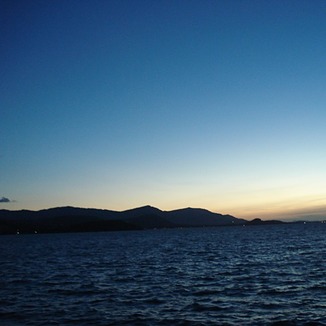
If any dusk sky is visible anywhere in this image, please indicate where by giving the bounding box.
[2,0,326,220]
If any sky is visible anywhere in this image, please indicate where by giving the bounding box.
[1,0,326,220]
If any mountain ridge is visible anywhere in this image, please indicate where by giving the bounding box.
[0,205,248,234]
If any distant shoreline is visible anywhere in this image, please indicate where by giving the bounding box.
[1,205,323,235]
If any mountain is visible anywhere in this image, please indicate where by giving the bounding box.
[246,218,285,225]
[0,205,246,235]
[119,206,176,229]
[165,207,244,226]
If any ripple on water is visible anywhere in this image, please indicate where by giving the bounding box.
[1,225,326,325]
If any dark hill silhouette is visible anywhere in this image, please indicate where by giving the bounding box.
[119,205,163,218]
[118,205,177,228]
[124,214,177,229]
[247,218,285,225]
[38,206,119,219]
[0,205,247,235]
[166,207,245,226]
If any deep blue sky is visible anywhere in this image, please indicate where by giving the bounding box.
[2,0,326,220]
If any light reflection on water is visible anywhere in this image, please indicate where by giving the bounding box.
[1,223,326,325]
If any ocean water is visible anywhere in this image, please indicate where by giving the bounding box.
[1,223,326,325]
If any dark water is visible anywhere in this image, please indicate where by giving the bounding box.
[1,224,326,325]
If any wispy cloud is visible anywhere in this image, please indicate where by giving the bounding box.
[0,197,11,203]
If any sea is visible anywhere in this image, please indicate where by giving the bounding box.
[1,223,326,325]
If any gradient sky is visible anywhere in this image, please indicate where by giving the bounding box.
[1,0,326,220]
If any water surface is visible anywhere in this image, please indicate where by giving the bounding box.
[1,223,326,325]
